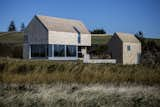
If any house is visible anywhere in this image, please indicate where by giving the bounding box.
[108,32,141,64]
[23,15,91,60]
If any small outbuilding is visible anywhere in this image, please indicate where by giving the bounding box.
[108,32,141,64]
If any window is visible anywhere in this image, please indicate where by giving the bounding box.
[78,33,81,44]
[31,45,48,57]
[73,26,81,44]
[54,45,65,57]
[66,45,76,57]
[127,45,131,51]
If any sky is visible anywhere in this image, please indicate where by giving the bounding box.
[0,0,160,38]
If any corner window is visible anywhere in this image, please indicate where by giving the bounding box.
[66,45,76,57]
[78,33,81,44]
[31,44,48,57]
[127,45,131,51]
[54,45,65,57]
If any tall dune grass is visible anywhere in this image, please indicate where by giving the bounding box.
[0,58,160,85]
[0,84,160,107]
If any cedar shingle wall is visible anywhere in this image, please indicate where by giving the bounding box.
[26,17,48,44]
[108,35,123,63]
[123,43,141,64]
[48,31,91,46]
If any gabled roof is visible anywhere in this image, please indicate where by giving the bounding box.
[114,32,140,43]
[35,15,90,34]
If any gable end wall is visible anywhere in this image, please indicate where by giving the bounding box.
[25,17,48,44]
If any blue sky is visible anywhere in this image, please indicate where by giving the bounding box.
[0,0,160,38]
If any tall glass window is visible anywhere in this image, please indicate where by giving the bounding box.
[66,45,76,57]
[54,45,65,57]
[31,44,48,57]
[73,26,81,44]
[78,33,81,44]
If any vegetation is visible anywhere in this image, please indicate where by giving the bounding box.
[91,34,111,44]
[8,20,16,31]
[0,58,160,85]
[0,32,23,43]
[88,44,110,59]
[20,23,25,32]
[0,43,22,58]
[0,32,23,58]
[0,84,160,107]
[90,29,106,34]
[135,31,160,65]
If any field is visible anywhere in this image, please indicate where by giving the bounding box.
[0,32,23,43]
[0,58,160,85]
[91,34,111,44]
[0,32,23,58]
[0,58,160,107]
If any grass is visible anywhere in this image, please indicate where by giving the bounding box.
[91,34,112,44]
[0,58,160,85]
[145,38,160,46]
[0,32,24,43]
[0,43,22,58]
[0,83,160,107]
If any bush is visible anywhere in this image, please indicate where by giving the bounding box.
[90,29,106,34]
[0,43,22,58]
[138,39,160,65]
[89,44,110,59]
[141,51,155,65]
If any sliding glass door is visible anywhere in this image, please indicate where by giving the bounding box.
[54,45,65,57]
[66,45,76,57]
[30,44,77,59]
[31,44,48,58]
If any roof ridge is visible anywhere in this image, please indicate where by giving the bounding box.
[36,14,82,23]
[114,32,140,43]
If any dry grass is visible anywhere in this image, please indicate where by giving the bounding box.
[0,83,160,107]
[0,32,23,43]
[0,58,160,85]
[0,58,160,106]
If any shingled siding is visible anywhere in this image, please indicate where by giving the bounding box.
[26,17,48,44]
[108,35,123,63]
[48,31,91,46]
[123,42,141,64]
